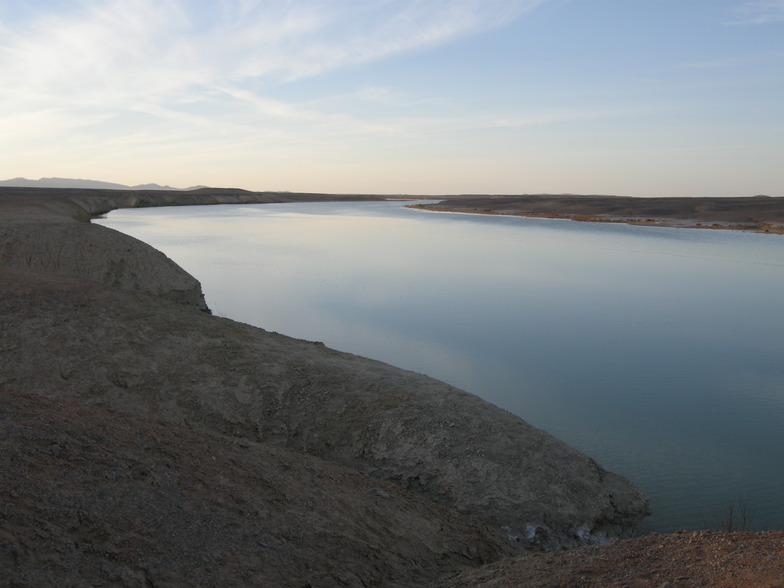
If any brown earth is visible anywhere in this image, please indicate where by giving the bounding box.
[439,530,784,587]
[414,194,784,234]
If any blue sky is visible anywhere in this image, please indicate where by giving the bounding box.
[1,0,782,196]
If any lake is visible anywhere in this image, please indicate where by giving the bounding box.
[96,199,784,534]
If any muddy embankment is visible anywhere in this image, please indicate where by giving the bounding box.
[0,187,653,586]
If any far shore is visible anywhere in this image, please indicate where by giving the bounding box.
[411,194,784,234]
[3,186,782,234]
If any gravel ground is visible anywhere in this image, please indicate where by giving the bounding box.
[438,530,784,587]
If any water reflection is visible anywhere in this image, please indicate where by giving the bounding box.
[97,200,784,534]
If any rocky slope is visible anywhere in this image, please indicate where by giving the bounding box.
[1,388,513,587]
[0,222,209,310]
[0,268,648,552]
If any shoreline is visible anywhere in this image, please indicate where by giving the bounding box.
[412,204,784,234]
[410,194,784,235]
[0,185,386,223]
[4,185,782,234]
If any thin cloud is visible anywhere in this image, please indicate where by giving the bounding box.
[0,1,546,111]
[729,0,784,24]
[676,58,743,70]
[262,0,549,81]
[381,104,661,137]
[0,0,553,177]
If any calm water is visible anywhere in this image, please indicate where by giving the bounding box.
[96,200,784,534]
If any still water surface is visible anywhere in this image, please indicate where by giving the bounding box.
[97,200,784,534]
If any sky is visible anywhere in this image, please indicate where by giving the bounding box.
[0,0,782,196]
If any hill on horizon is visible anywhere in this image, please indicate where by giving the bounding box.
[0,177,205,191]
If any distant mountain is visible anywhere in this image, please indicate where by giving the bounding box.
[0,177,206,191]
